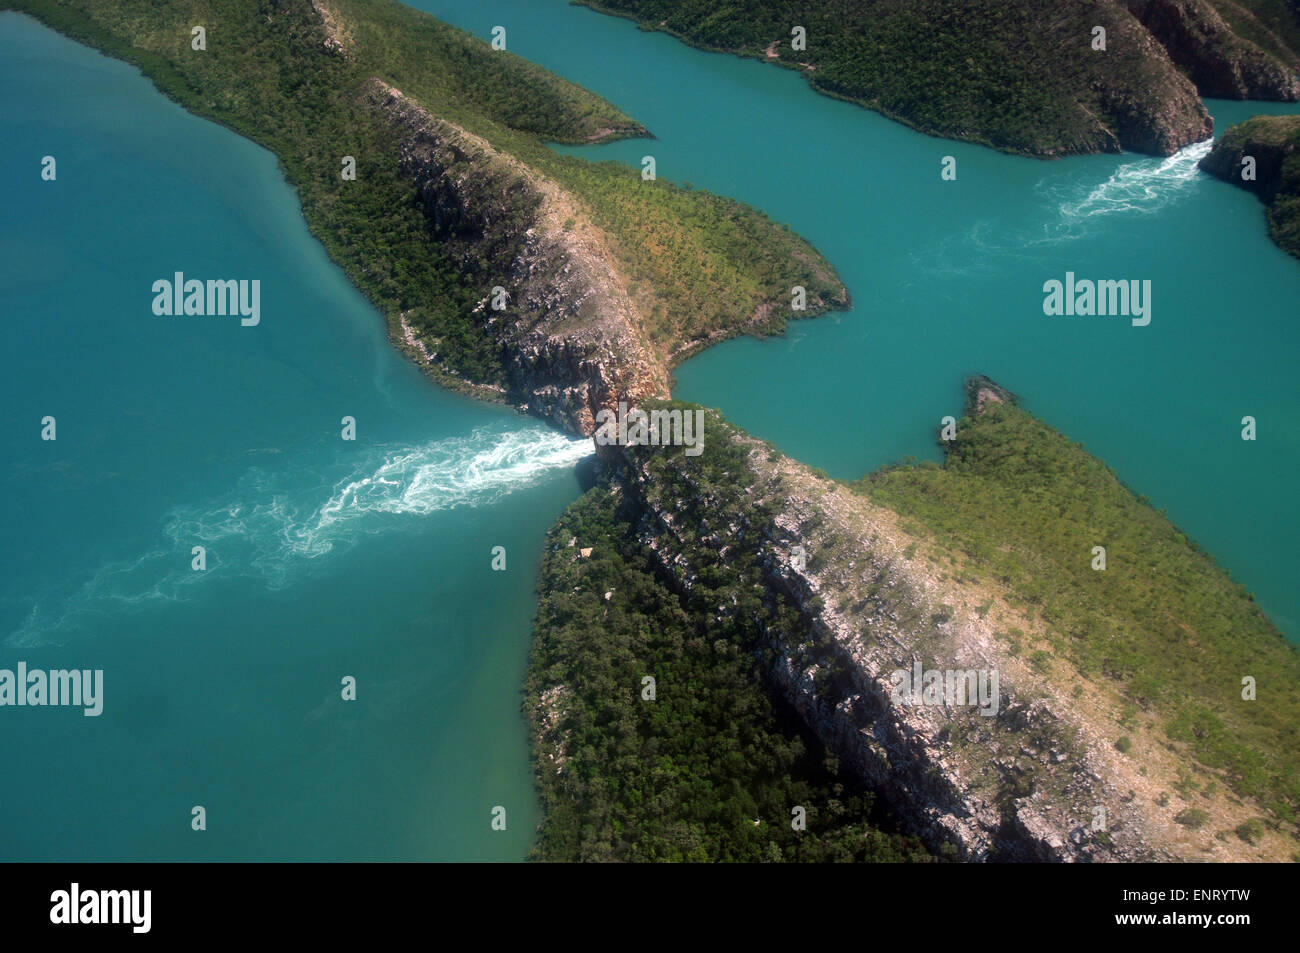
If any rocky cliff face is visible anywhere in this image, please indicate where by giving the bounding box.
[1200,113,1300,256]
[362,79,669,435]
[1125,0,1300,100]
[1088,4,1217,155]
[577,0,1300,156]
[1200,112,1300,198]
[596,395,1215,861]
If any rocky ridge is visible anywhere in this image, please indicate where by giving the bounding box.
[593,385,1288,861]
[362,79,668,434]
[577,0,1300,156]
[1200,112,1300,196]
[1200,112,1300,256]
[1125,0,1300,101]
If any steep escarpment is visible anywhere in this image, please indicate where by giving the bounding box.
[361,75,848,432]
[530,389,1300,861]
[577,0,1300,155]
[10,0,847,435]
[362,80,667,433]
[594,409,1160,860]
[860,384,1300,858]
[527,482,942,862]
[1200,113,1300,256]
[1125,0,1300,100]
[1085,10,1215,155]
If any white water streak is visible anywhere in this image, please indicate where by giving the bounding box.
[1057,139,1213,223]
[7,427,592,646]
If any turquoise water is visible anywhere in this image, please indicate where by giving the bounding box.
[0,12,589,860]
[417,0,1300,640]
[3,0,1297,864]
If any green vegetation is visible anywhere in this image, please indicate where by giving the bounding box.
[526,393,1300,857]
[1235,818,1267,844]
[23,0,1296,858]
[1176,807,1211,829]
[5,0,632,383]
[1209,0,1300,68]
[7,0,843,390]
[535,157,844,350]
[853,398,1300,822]
[1202,114,1300,258]
[576,0,1287,156]
[526,405,938,861]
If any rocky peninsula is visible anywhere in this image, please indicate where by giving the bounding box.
[1201,113,1300,257]
[577,0,1299,157]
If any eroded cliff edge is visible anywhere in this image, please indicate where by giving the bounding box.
[8,0,847,437]
[1200,113,1300,257]
[362,80,668,434]
[1125,0,1300,101]
[529,383,1300,861]
[595,405,1156,860]
[577,0,1300,157]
